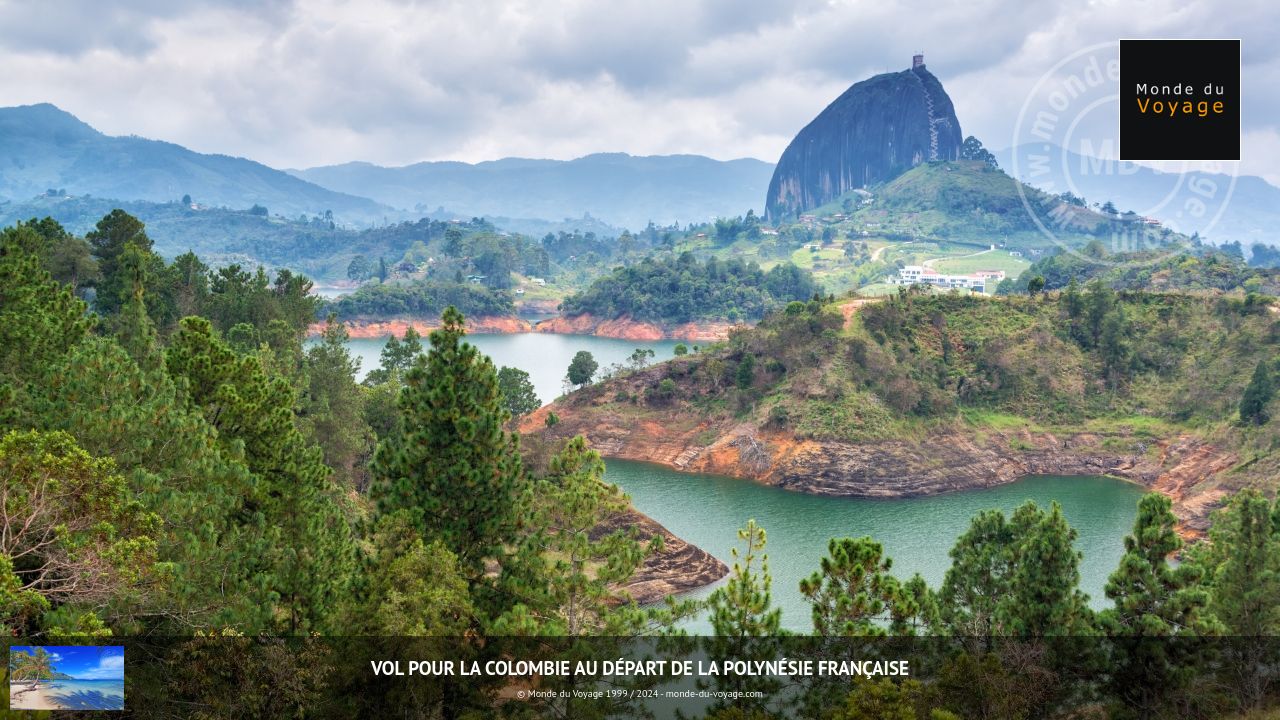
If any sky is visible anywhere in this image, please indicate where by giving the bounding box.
[1,0,1278,183]
[10,646,125,681]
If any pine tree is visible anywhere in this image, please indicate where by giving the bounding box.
[1100,493,1218,717]
[382,326,422,373]
[36,336,271,631]
[996,502,1093,636]
[86,209,152,315]
[1239,360,1274,425]
[370,307,527,571]
[939,509,1017,637]
[1102,493,1213,635]
[942,502,1092,638]
[1195,490,1280,710]
[702,520,785,718]
[800,536,936,636]
[112,242,163,371]
[167,317,356,632]
[497,436,665,635]
[707,519,782,637]
[1202,490,1280,635]
[0,226,95,425]
[300,315,374,489]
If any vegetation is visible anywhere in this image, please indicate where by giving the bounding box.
[560,252,819,323]
[0,210,681,649]
[9,208,1280,717]
[497,366,541,417]
[327,278,515,320]
[1007,240,1280,295]
[567,350,598,388]
[566,287,1280,447]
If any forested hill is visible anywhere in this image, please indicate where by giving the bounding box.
[0,194,495,282]
[558,253,821,324]
[532,287,1280,537]
[327,280,515,320]
[0,103,390,223]
[1005,240,1280,295]
[553,289,1276,439]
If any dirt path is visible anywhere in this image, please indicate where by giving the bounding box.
[870,240,909,262]
[923,247,991,268]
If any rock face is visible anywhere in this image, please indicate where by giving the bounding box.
[534,313,741,342]
[520,380,1238,541]
[315,315,531,338]
[765,62,963,220]
[605,508,728,604]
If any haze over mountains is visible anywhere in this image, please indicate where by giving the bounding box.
[0,103,773,232]
[291,154,774,231]
[995,144,1280,250]
[2,101,1278,251]
[0,104,391,223]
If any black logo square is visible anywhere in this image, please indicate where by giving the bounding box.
[1120,39,1240,161]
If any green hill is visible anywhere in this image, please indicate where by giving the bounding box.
[1007,242,1280,295]
[530,289,1280,534]
[811,160,1175,257]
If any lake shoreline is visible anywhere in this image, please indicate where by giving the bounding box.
[313,315,739,342]
[521,389,1234,541]
[605,460,1146,632]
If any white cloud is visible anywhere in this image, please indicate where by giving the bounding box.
[76,654,125,680]
[0,0,1276,172]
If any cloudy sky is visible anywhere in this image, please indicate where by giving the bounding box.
[3,0,1278,181]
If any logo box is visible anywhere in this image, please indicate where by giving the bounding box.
[1119,39,1240,161]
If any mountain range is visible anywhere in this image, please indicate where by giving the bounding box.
[0,104,391,223]
[994,144,1280,250]
[0,103,774,231]
[4,102,1279,249]
[288,153,774,231]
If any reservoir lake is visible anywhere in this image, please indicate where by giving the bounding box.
[334,332,1146,633]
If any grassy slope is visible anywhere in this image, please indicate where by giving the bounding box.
[673,161,1112,298]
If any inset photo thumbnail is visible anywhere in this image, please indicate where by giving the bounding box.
[8,646,124,711]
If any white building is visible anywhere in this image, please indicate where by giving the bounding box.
[895,265,1006,294]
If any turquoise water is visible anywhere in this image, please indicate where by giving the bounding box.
[339,334,681,406]
[13,679,124,710]
[604,461,1147,633]
[335,332,1146,634]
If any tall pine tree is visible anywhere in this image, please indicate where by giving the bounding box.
[996,501,1093,636]
[1100,493,1219,718]
[1239,360,1274,425]
[166,317,356,632]
[370,307,526,571]
[1194,490,1280,710]
[800,536,937,636]
[86,209,152,315]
